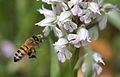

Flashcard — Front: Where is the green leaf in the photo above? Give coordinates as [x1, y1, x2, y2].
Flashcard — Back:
[108, 10, 120, 30]
[74, 56, 84, 70]
[49, 37, 60, 77]
[84, 47, 94, 77]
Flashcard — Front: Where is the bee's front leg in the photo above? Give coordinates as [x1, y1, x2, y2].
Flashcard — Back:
[28, 48, 36, 58]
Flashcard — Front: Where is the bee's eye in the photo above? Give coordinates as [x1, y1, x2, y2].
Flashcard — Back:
[32, 36, 39, 41]
[17, 50, 21, 53]
[35, 37, 38, 41]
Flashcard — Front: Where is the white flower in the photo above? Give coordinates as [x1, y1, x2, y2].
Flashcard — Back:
[82, 62, 103, 76]
[57, 11, 77, 32]
[35, 17, 58, 37]
[93, 63, 103, 75]
[93, 52, 105, 65]
[92, 52, 105, 75]
[82, 52, 104, 76]
[52, 2, 68, 15]
[97, 14, 108, 30]
[59, 2, 68, 11]
[38, 5, 56, 17]
[68, 0, 83, 8]
[35, 7, 63, 37]
[58, 11, 72, 23]
[71, 4, 83, 16]
[77, 27, 91, 42]
[63, 20, 77, 32]
[35, 17, 56, 27]
[88, 2, 101, 15]
[67, 27, 91, 48]
[97, 3, 117, 30]
[35, 6, 57, 26]
[43, 26, 51, 36]
[53, 38, 72, 63]
[68, 0, 83, 16]
[54, 38, 68, 46]
[79, 10, 93, 24]
[35, 18, 52, 36]
[67, 34, 80, 48]
[53, 27, 63, 38]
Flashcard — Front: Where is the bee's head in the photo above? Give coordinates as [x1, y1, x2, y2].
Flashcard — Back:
[32, 34, 43, 43]
[36, 34, 43, 42]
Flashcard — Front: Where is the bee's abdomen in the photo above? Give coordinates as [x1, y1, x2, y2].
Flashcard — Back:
[14, 47, 26, 62]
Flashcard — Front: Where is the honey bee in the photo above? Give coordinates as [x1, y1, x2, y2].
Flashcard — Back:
[14, 34, 43, 62]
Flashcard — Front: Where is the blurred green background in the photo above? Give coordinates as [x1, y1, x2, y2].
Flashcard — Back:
[0, 0, 120, 77]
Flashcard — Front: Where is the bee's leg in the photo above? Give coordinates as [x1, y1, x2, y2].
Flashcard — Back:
[28, 48, 36, 58]
[35, 41, 40, 47]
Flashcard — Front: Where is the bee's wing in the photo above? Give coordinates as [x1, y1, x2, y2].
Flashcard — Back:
[25, 37, 34, 45]
[27, 48, 36, 58]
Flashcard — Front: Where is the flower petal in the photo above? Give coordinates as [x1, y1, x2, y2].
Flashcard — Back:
[88, 2, 101, 15]
[103, 3, 117, 10]
[93, 63, 103, 75]
[68, 0, 83, 8]
[77, 27, 90, 41]
[71, 5, 80, 16]
[54, 38, 68, 46]
[57, 52, 66, 63]
[84, 18, 91, 24]
[67, 34, 79, 44]
[43, 26, 51, 36]
[53, 27, 63, 38]
[64, 21, 77, 32]
[61, 2, 68, 11]
[81, 62, 87, 74]
[93, 52, 105, 65]
[35, 17, 56, 27]
[98, 14, 107, 30]
[58, 11, 71, 23]
[74, 42, 81, 48]
[64, 49, 72, 60]
[38, 5, 55, 17]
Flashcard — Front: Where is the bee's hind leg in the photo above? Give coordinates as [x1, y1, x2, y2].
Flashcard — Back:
[28, 48, 36, 58]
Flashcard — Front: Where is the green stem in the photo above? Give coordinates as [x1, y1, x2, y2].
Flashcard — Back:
[49, 36, 60, 77]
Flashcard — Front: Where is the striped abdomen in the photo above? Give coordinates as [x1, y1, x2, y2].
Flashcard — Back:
[14, 45, 29, 62]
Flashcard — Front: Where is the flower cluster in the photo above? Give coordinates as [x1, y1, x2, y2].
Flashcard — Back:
[36, 0, 115, 63]
[36, 0, 116, 76]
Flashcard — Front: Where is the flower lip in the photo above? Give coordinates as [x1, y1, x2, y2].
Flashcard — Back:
[58, 11, 71, 23]
[39, 5, 56, 17]
[54, 38, 72, 63]
[53, 38, 68, 46]
[93, 52, 105, 65]
[88, 2, 101, 15]
[77, 26, 91, 42]
[63, 20, 78, 32]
